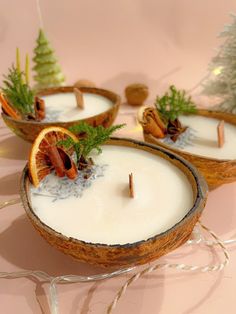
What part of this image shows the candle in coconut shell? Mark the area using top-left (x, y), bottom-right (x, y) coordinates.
top-left (0, 49), bottom-right (120, 145)
top-left (140, 85), bottom-right (236, 160)
top-left (139, 85), bottom-right (236, 189)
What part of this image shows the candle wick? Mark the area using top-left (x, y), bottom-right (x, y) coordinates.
top-left (129, 173), bottom-right (134, 198)
top-left (217, 120), bottom-right (225, 148)
top-left (36, 0), bottom-right (44, 28)
top-left (74, 88), bottom-right (84, 109)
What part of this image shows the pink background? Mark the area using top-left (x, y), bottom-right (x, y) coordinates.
top-left (1, 1), bottom-right (236, 313)
top-left (0, 0), bottom-right (236, 97)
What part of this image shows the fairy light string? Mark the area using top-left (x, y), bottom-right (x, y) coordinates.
top-left (107, 222), bottom-right (230, 313)
top-left (0, 198), bottom-right (21, 209)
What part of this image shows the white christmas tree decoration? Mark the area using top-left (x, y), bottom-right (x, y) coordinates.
top-left (202, 14), bottom-right (236, 113)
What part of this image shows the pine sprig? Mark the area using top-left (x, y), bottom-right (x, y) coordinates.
top-left (1, 65), bottom-right (34, 114)
top-left (57, 122), bottom-right (125, 161)
top-left (155, 85), bottom-right (196, 122)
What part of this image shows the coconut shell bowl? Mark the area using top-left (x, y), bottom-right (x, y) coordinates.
top-left (1, 86), bottom-right (120, 142)
top-left (20, 138), bottom-right (207, 269)
top-left (140, 108), bottom-right (236, 190)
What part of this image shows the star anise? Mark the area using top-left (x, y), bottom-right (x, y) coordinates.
top-left (78, 156), bottom-right (94, 170)
top-left (167, 118), bottom-right (187, 142)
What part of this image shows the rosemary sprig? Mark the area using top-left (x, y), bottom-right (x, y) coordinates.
top-left (1, 65), bottom-right (34, 114)
top-left (155, 85), bottom-right (196, 122)
top-left (57, 122), bottom-right (125, 161)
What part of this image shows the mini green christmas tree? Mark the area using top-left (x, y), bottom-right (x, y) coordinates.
top-left (202, 14), bottom-right (236, 113)
top-left (33, 29), bottom-right (65, 90)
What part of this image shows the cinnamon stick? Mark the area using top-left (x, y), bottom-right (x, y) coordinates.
top-left (47, 146), bottom-right (66, 177)
top-left (0, 93), bottom-right (21, 120)
top-left (141, 107), bottom-right (166, 138)
top-left (34, 96), bottom-right (45, 121)
top-left (129, 173), bottom-right (134, 198)
top-left (65, 161), bottom-right (78, 179)
top-left (58, 148), bottom-right (78, 179)
top-left (74, 87), bottom-right (84, 109)
top-left (47, 146), bottom-right (78, 179)
top-left (217, 120), bottom-right (225, 148)
top-left (151, 109), bottom-right (166, 132)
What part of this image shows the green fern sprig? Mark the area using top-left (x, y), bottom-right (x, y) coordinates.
top-left (155, 85), bottom-right (196, 122)
top-left (2, 65), bottom-right (34, 115)
top-left (1, 48), bottom-right (34, 115)
top-left (57, 122), bottom-right (125, 161)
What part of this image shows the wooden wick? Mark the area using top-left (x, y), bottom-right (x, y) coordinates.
top-left (217, 120), bottom-right (225, 148)
top-left (74, 87), bottom-right (84, 109)
top-left (129, 173), bottom-right (134, 198)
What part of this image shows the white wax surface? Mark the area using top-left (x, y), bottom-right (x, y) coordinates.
top-left (30, 146), bottom-right (193, 245)
top-left (178, 115), bottom-right (236, 160)
top-left (41, 92), bottom-right (113, 122)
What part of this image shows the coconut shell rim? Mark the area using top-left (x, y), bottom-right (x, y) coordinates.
top-left (20, 137), bottom-right (208, 250)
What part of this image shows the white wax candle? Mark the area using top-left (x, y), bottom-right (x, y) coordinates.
top-left (30, 146), bottom-right (193, 245)
top-left (178, 115), bottom-right (236, 160)
top-left (41, 92), bottom-right (113, 122)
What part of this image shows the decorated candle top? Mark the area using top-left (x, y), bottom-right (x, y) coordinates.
top-left (140, 86), bottom-right (236, 161)
top-left (41, 92), bottom-right (113, 122)
top-left (29, 145), bottom-right (194, 245)
top-left (164, 115), bottom-right (236, 160)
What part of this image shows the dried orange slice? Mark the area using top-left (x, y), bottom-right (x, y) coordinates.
top-left (0, 92), bottom-right (21, 120)
top-left (29, 126), bottom-right (79, 187)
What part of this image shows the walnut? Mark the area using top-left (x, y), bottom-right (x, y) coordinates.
top-left (74, 79), bottom-right (96, 88)
top-left (125, 83), bottom-right (149, 106)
